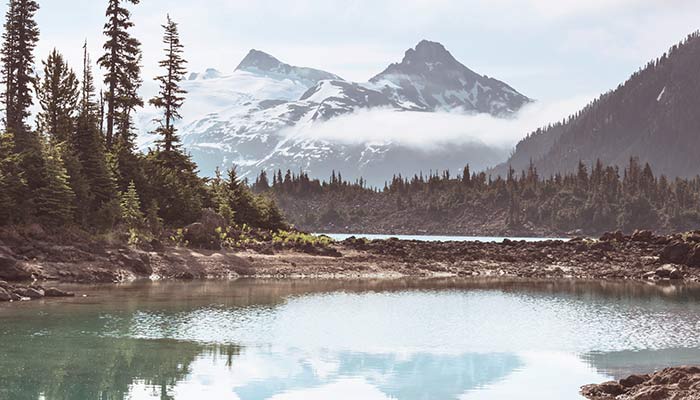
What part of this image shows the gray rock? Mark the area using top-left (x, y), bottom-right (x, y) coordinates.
top-left (620, 374), bottom-right (648, 388)
top-left (117, 252), bottom-right (152, 276)
top-left (655, 264), bottom-right (683, 280)
top-left (184, 209), bottom-right (227, 249)
top-left (631, 230), bottom-right (654, 243)
top-left (14, 287), bottom-right (44, 299)
top-left (660, 241), bottom-right (691, 264)
top-left (0, 254), bottom-right (31, 281)
top-left (0, 287), bottom-right (11, 301)
top-left (686, 244), bottom-right (700, 268)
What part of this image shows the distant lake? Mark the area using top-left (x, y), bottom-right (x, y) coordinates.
top-left (2, 279), bottom-right (700, 400)
top-left (318, 233), bottom-right (570, 242)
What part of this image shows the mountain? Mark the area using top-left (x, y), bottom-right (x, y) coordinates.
top-left (139, 41), bottom-right (532, 185)
top-left (492, 32), bottom-right (700, 179)
top-left (235, 49), bottom-right (343, 86)
top-left (369, 40), bottom-right (530, 115)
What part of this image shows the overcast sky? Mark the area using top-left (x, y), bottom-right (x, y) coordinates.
top-left (4, 0), bottom-right (700, 102)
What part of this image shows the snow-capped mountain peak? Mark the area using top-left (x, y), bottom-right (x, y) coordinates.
top-left (370, 39), bottom-right (531, 115)
top-left (235, 49), bottom-right (343, 87)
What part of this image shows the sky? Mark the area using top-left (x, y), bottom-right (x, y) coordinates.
top-left (10, 0), bottom-right (700, 104)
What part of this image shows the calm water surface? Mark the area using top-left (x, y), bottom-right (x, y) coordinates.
top-left (1, 279), bottom-right (700, 400)
top-left (318, 233), bottom-right (570, 242)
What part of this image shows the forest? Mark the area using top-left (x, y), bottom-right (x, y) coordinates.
top-left (262, 159), bottom-right (700, 236)
top-left (0, 0), bottom-right (285, 241)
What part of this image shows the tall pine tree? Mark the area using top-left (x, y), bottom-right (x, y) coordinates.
top-left (149, 14), bottom-right (186, 155)
top-left (35, 49), bottom-right (79, 143)
top-left (35, 49), bottom-right (87, 223)
top-left (98, 0), bottom-right (143, 150)
top-left (1, 0), bottom-right (39, 147)
top-left (1, 0), bottom-right (44, 201)
top-left (74, 43), bottom-right (118, 227)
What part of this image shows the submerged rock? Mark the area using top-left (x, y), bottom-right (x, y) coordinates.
top-left (44, 288), bottom-right (75, 297)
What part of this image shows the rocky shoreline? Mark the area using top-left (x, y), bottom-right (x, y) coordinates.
top-left (582, 366), bottom-right (700, 399)
top-left (3, 228), bottom-right (700, 301)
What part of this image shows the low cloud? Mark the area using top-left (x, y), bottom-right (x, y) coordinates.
top-left (279, 95), bottom-right (593, 152)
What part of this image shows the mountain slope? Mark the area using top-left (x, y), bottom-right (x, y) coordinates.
top-left (493, 32), bottom-right (700, 178)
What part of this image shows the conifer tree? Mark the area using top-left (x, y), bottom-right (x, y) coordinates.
top-left (120, 180), bottom-right (143, 229)
top-left (35, 49), bottom-right (79, 143)
top-left (149, 15), bottom-right (186, 154)
top-left (35, 142), bottom-right (75, 226)
top-left (98, 0), bottom-right (143, 149)
top-left (74, 43), bottom-right (118, 224)
top-left (0, 131), bottom-right (25, 223)
top-left (1, 0), bottom-right (39, 147)
top-left (1, 0), bottom-right (44, 196)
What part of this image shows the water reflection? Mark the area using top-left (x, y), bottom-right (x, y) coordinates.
top-left (1, 279), bottom-right (700, 399)
top-left (0, 335), bottom-right (233, 400)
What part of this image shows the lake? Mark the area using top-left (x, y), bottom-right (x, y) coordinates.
top-left (318, 233), bottom-right (571, 242)
top-left (1, 279), bottom-right (700, 400)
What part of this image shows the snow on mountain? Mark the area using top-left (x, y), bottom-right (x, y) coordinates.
top-left (138, 41), bottom-right (532, 185)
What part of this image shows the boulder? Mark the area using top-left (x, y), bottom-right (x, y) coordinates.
top-left (660, 241), bottom-right (691, 264)
top-left (591, 241), bottom-right (614, 252)
top-left (596, 381), bottom-right (625, 396)
top-left (200, 209), bottom-right (227, 232)
top-left (14, 287), bottom-right (44, 299)
top-left (117, 252), bottom-right (153, 275)
top-left (687, 232), bottom-right (700, 243)
top-left (184, 209), bottom-right (227, 249)
top-left (686, 244), bottom-right (700, 268)
top-left (620, 374), bottom-right (648, 388)
top-left (44, 288), bottom-right (75, 297)
top-left (655, 264), bottom-right (683, 280)
top-left (0, 287), bottom-right (11, 301)
top-left (0, 254), bottom-right (31, 281)
top-left (631, 230), bottom-right (654, 243)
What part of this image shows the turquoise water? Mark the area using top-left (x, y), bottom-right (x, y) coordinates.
top-left (318, 233), bottom-right (570, 242)
top-left (1, 279), bottom-right (700, 400)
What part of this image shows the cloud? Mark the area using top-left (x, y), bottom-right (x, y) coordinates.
top-left (279, 96), bottom-right (594, 152)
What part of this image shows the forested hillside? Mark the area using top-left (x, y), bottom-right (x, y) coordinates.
top-left (493, 32), bottom-right (700, 179)
top-left (263, 159), bottom-right (700, 236)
